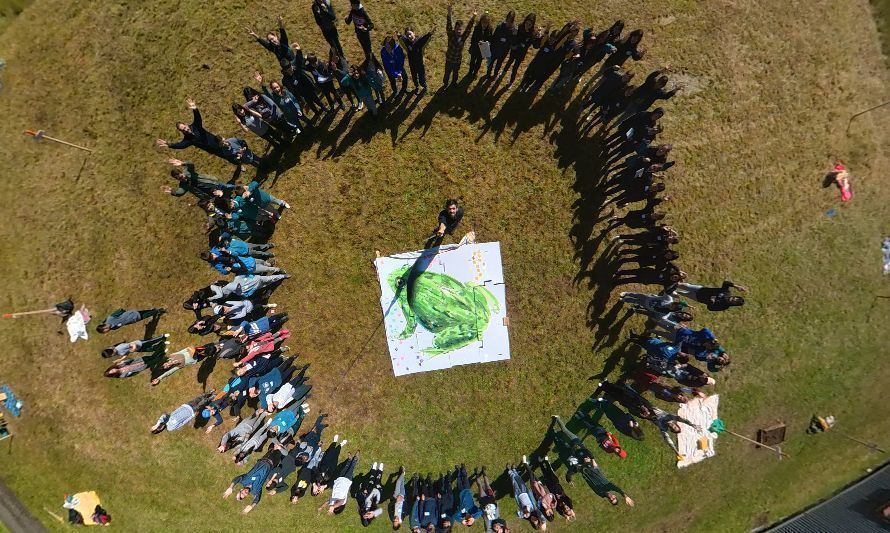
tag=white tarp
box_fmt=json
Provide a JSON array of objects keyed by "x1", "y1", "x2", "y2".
[
  {"x1": 374, "y1": 242, "x2": 510, "y2": 376},
  {"x1": 676, "y1": 394, "x2": 719, "y2": 468}
]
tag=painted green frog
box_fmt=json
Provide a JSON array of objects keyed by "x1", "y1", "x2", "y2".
[{"x1": 388, "y1": 264, "x2": 500, "y2": 356}]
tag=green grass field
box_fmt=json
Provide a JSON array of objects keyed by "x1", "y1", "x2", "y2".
[{"x1": 0, "y1": 0, "x2": 889, "y2": 531}]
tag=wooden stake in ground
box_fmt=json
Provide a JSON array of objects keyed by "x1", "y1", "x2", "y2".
[
  {"x1": 23, "y1": 129, "x2": 94, "y2": 153},
  {"x1": 709, "y1": 419, "x2": 790, "y2": 459},
  {"x1": 2, "y1": 307, "x2": 59, "y2": 319},
  {"x1": 846, "y1": 100, "x2": 890, "y2": 133}
]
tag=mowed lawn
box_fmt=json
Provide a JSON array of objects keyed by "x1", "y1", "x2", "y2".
[{"x1": 1, "y1": 0, "x2": 889, "y2": 531}]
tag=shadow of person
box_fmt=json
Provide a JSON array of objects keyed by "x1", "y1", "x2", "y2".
[{"x1": 197, "y1": 355, "x2": 218, "y2": 392}]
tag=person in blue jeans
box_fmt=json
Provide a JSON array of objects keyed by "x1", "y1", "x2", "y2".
[
  {"x1": 452, "y1": 465, "x2": 482, "y2": 526},
  {"x1": 381, "y1": 35, "x2": 409, "y2": 95},
  {"x1": 506, "y1": 464, "x2": 544, "y2": 529},
  {"x1": 96, "y1": 307, "x2": 165, "y2": 334}
]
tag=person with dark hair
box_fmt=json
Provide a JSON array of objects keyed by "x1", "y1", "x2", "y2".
[
  {"x1": 414, "y1": 474, "x2": 439, "y2": 532},
  {"x1": 312, "y1": 0, "x2": 343, "y2": 56},
  {"x1": 632, "y1": 370, "x2": 706, "y2": 404},
  {"x1": 500, "y1": 13, "x2": 539, "y2": 83},
  {"x1": 434, "y1": 470, "x2": 455, "y2": 531},
  {"x1": 256, "y1": 73, "x2": 311, "y2": 133},
  {"x1": 505, "y1": 463, "x2": 542, "y2": 529},
  {"x1": 675, "y1": 280, "x2": 747, "y2": 311},
  {"x1": 149, "y1": 343, "x2": 217, "y2": 386},
  {"x1": 605, "y1": 196, "x2": 668, "y2": 231},
  {"x1": 537, "y1": 456, "x2": 575, "y2": 521},
  {"x1": 487, "y1": 11, "x2": 515, "y2": 78},
  {"x1": 228, "y1": 311, "x2": 290, "y2": 338},
  {"x1": 390, "y1": 466, "x2": 407, "y2": 529},
  {"x1": 101, "y1": 334, "x2": 169, "y2": 359},
  {"x1": 162, "y1": 159, "x2": 234, "y2": 200},
  {"x1": 345, "y1": 0, "x2": 374, "y2": 59},
  {"x1": 224, "y1": 444, "x2": 286, "y2": 514},
  {"x1": 218, "y1": 231, "x2": 275, "y2": 260},
  {"x1": 156, "y1": 99, "x2": 224, "y2": 157},
  {"x1": 340, "y1": 64, "x2": 378, "y2": 116},
  {"x1": 518, "y1": 22, "x2": 580, "y2": 93},
  {"x1": 218, "y1": 136, "x2": 261, "y2": 168},
  {"x1": 613, "y1": 226, "x2": 679, "y2": 255},
  {"x1": 548, "y1": 415, "x2": 594, "y2": 470},
  {"x1": 590, "y1": 396, "x2": 644, "y2": 440},
  {"x1": 443, "y1": 4, "x2": 477, "y2": 88},
  {"x1": 472, "y1": 467, "x2": 503, "y2": 531},
  {"x1": 232, "y1": 102, "x2": 282, "y2": 147},
  {"x1": 151, "y1": 390, "x2": 216, "y2": 433},
  {"x1": 305, "y1": 54, "x2": 348, "y2": 111},
  {"x1": 247, "y1": 15, "x2": 295, "y2": 67},
  {"x1": 607, "y1": 180, "x2": 667, "y2": 210},
  {"x1": 96, "y1": 307, "x2": 165, "y2": 334},
  {"x1": 103, "y1": 350, "x2": 167, "y2": 379},
  {"x1": 569, "y1": 453, "x2": 634, "y2": 507},
  {"x1": 363, "y1": 54, "x2": 387, "y2": 107},
  {"x1": 523, "y1": 458, "x2": 556, "y2": 523},
  {"x1": 217, "y1": 411, "x2": 266, "y2": 452},
  {"x1": 381, "y1": 34, "x2": 409, "y2": 95},
  {"x1": 451, "y1": 464, "x2": 482, "y2": 527},
  {"x1": 318, "y1": 452, "x2": 360, "y2": 514},
  {"x1": 356, "y1": 462, "x2": 384, "y2": 526},
  {"x1": 424, "y1": 199, "x2": 464, "y2": 248},
  {"x1": 467, "y1": 12, "x2": 494, "y2": 79},
  {"x1": 602, "y1": 28, "x2": 644, "y2": 69},
  {"x1": 265, "y1": 415, "x2": 328, "y2": 496},
  {"x1": 400, "y1": 26, "x2": 435, "y2": 94},
  {"x1": 312, "y1": 434, "x2": 348, "y2": 495}
]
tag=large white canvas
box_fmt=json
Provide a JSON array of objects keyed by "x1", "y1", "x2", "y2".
[{"x1": 374, "y1": 242, "x2": 510, "y2": 376}]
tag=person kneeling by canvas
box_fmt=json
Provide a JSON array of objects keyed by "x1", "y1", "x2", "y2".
[{"x1": 425, "y1": 199, "x2": 464, "y2": 248}]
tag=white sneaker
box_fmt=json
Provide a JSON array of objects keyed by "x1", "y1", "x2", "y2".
[
  {"x1": 341, "y1": 439, "x2": 348, "y2": 446},
  {"x1": 164, "y1": 333, "x2": 170, "y2": 337},
  {"x1": 165, "y1": 341, "x2": 171, "y2": 345},
  {"x1": 373, "y1": 462, "x2": 378, "y2": 470},
  {"x1": 522, "y1": 455, "x2": 528, "y2": 465},
  {"x1": 358, "y1": 101, "x2": 364, "y2": 110},
  {"x1": 379, "y1": 463, "x2": 384, "y2": 471},
  {"x1": 283, "y1": 202, "x2": 291, "y2": 209},
  {"x1": 333, "y1": 434, "x2": 339, "y2": 442},
  {"x1": 265, "y1": 303, "x2": 278, "y2": 308}
]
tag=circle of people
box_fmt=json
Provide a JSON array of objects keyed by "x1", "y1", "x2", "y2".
[{"x1": 93, "y1": 1, "x2": 746, "y2": 531}]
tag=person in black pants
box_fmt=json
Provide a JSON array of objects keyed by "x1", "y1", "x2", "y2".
[
  {"x1": 487, "y1": 11, "x2": 515, "y2": 78},
  {"x1": 400, "y1": 26, "x2": 435, "y2": 93},
  {"x1": 156, "y1": 99, "x2": 224, "y2": 158},
  {"x1": 247, "y1": 15, "x2": 296, "y2": 68},
  {"x1": 311, "y1": 435, "x2": 348, "y2": 494},
  {"x1": 345, "y1": 0, "x2": 374, "y2": 60},
  {"x1": 466, "y1": 12, "x2": 493, "y2": 78},
  {"x1": 538, "y1": 456, "x2": 576, "y2": 520},
  {"x1": 436, "y1": 470, "x2": 456, "y2": 530},
  {"x1": 424, "y1": 199, "x2": 464, "y2": 248},
  {"x1": 312, "y1": 0, "x2": 343, "y2": 56},
  {"x1": 501, "y1": 13, "x2": 539, "y2": 83}
]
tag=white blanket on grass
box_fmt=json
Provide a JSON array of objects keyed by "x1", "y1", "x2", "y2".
[{"x1": 676, "y1": 394, "x2": 719, "y2": 468}]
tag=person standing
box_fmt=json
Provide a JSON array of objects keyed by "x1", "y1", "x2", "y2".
[
  {"x1": 96, "y1": 307, "x2": 165, "y2": 334},
  {"x1": 487, "y1": 11, "x2": 515, "y2": 78},
  {"x1": 381, "y1": 35, "x2": 409, "y2": 95},
  {"x1": 156, "y1": 99, "x2": 224, "y2": 158},
  {"x1": 312, "y1": 0, "x2": 343, "y2": 56},
  {"x1": 400, "y1": 26, "x2": 435, "y2": 94},
  {"x1": 466, "y1": 13, "x2": 494, "y2": 79},
  {"x1": 424, "y1": 199, "x2": 464, "y2": 248},
  {"x1": 247, "y1": 15, "x2": 296, "y2": 68},
  {"x1": 443, "y1": 4, "x2": 477, "y2": 88},
  {"x1": 501, "y1": 13, "x2": 539, "y2": 83},
  {"x1": 345, "y1": 0, "x2": 374, "y2": 60}
]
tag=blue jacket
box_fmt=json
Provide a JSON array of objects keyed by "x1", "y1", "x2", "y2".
[
  {"x1": 249, "y1": 368, "x2": 282, "y2": 397},
  {"x1": 452, "y1": 488, "x2": 482, "y2": 522},
  {"x1": 381, "y1": 44, "x2": 406, "y2": 76},
  {"x1": 232, "y1": 458, "x2": 273, "y2": 505},
  {"x1": 420, "y1": 499, "x2": 438, "y2": 527}
]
